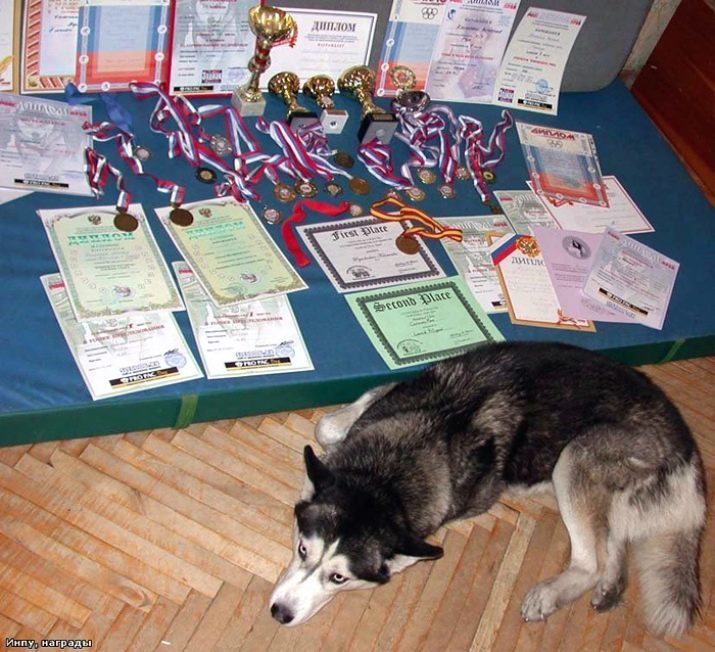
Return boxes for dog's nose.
[270,603,294,624]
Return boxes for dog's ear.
[396,537,444,561]
[303,445,334,492]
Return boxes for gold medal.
[455,166,471,181]
[405,186,426,202]
[333,151,355,169]
[274,182,297,203]
[349,177,370,195]
[416,167,437,185]
[195,167,217,184]
[438,184,456,199]
[169,206,194,227]
[113,209,138,232]
[395,234,420,255]
[295,181,318,198]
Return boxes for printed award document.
[345,276,504,370]
[582,228,679,330]
[264,9,377,86]
[516,122,609,208]
[492,7,585,115]
[494,189,559,234]
[174,261,313,378]
[168,0,253,96]
[297,216,445,293]
[532,226,628,323]
[438,215,514,313]
[21,0,80,92]
[425,0,520,104]
[155,198,306,307]
[75,0,171,93]
[42,273,202,400]
[490,233,595,331]
[527,176,654,234]
[0,93,92,195]
[39,204,184,321]
[376,0,448,97]
[0,0,20,92]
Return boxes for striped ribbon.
[357,138,412,189]
[84,148,131,211]
[370,197,463,242]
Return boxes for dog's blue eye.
[298,542,307,560]
[330,573,347,585]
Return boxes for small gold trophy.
[303,75,348,135]
[231,4,296,117]
[390,65,431,113]
[337,66,398,144]
[267,71,318,129]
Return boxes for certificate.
[42,273,202,400]
[516,122,609,208]
[168,0,253,96]
[583,228,679,330]
[0,94,92,195]
[75,0,171,92]
[39,204,183,321]
[490,233,595,331]
[346,277,504,370]
[425,0,520,104]
[155,198,306,306]
[0,0,20,92]
[439,216,514,314]
[21,0,80,92]
[493,8,585,115]
[533,226,627,323]
[174,261,313,378]
[264,8,377,85]
[527,176,655,234]
[297,216,445,293]
[375,0,449,97]
[494,189,560,234]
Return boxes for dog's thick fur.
[269,342,706,636]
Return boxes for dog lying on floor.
[269,342,706,637]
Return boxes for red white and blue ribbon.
[84,147,131,211]
[357,138,412,189]
[256,117,325,182]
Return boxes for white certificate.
[425,0,520,104]
[42,273,202,400]
[0,94,92,195]
[0,0,20,92]
[297,216,445,293]
[494,189,560,234]
[264,8,377,86]
[493,7,585,115]
[174,262,313,378]
[528,176,655,234]
[168,0,253,95]
[39,204,184,321]
[583,228,679,330]
[439,215,514,313]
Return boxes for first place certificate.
[39,204,184,321]
[346,277,504,369]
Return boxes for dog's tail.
[633,527,703,638]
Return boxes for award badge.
[348,203,363,217]
[132,144,152,162]
[169,205,194,227]
[438,184,456,200]
[405,186,426,202]
[114,207,139,232]
[333,151,355,169]
[274,182,297,203]
[416,168,437,185]
[262,206,282,224]
[303,75,348,135]
[209,134,232,157]
[295,180,319,198]
[349,177,371,195]
[324,181,343,197]
[196,167,217,184]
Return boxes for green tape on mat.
[658,338,686,364]
[174,394,198,429]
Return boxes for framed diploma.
[22,0,80,92]
[168,0,253,96]
[75,0,171,92]
[0,0,21,92]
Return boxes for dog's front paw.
[590,577,625,612]
[521,580,560,622]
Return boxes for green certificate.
[156,198,306,305]
[346,277,504,369]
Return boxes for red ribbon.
[281,199,350,267]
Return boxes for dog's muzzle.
[270,602,294,625]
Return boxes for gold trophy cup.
[390,65,431,113]
[268,71,318,129]
[231,5,296,117]
[303,75,348,134]
[338,66,398,144]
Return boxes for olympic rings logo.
[421,7,438,19]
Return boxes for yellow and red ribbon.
[369,197,463,243]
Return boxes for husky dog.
[269,342,706,636]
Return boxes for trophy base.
[231,90,266,117]
[358,112,399,145]
[288,111,319,131]
[320,108,349,134]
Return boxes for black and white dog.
[270,342,706,637]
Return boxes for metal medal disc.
[210,134,232,156]
[262,206,282,224]
[333,151,355,169]
[133,145,151,162]
[416,167,437,185]
[395,234,420,255]
[274,182,296,203]
[196,167,217,184]
[170,207,194,227]
[438,184,456,199]
[405,186,426,202]
[295,181,318,198]
[113,211,139,232]
[385,188,402,201]
[349,177,370,195]
[482,169,497,184]
[324,181,343,197]
[455,166,471,181]
[348,203,363,216]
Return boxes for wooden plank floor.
[0,358,713,651]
